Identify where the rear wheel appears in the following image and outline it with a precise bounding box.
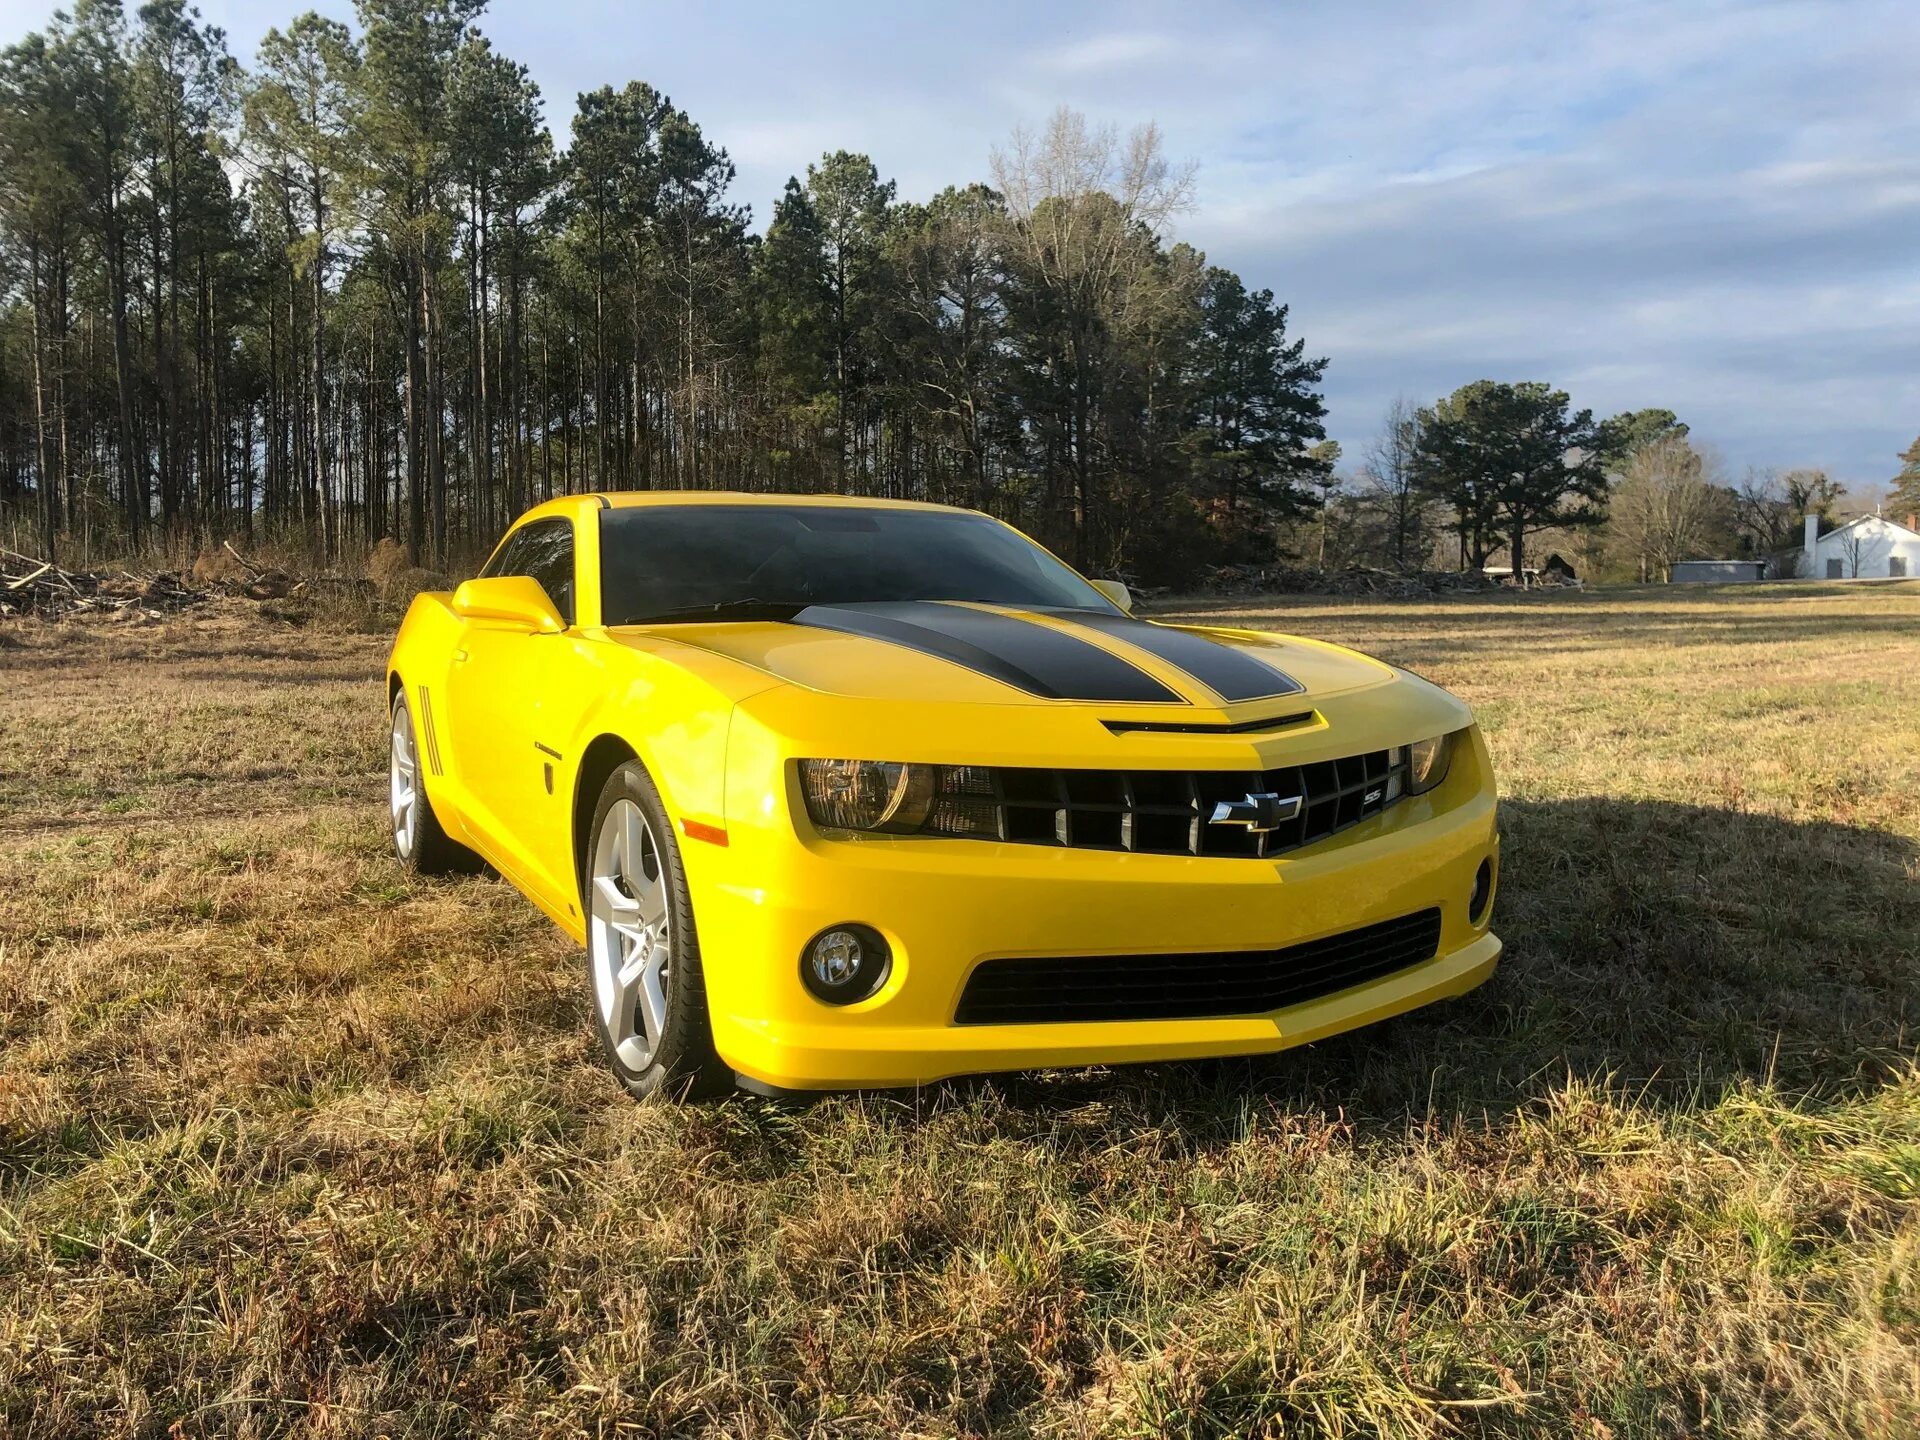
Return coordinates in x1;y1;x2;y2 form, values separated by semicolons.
389;691;481;875
584;761;727;1099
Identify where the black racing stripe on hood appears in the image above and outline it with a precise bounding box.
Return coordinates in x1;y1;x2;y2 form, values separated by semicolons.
794;601;1184;704
1055;611;1305;701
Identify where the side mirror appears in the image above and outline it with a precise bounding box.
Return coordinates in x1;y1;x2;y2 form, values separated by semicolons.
1090;578;1134;613
452;575;565;633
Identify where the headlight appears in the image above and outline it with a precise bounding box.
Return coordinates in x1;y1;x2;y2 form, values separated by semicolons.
798;760;933;832
798;760;1000;837
1405;732;1456;795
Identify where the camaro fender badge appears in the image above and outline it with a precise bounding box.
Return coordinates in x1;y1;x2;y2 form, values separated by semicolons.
1208;792;1305;833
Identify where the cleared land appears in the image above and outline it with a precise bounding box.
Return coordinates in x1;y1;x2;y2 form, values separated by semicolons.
2;582;1918;1438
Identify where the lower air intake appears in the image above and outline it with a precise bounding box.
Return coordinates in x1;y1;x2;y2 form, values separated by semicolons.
953;908;1444;1025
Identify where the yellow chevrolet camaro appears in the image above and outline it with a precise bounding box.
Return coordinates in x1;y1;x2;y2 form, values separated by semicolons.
386;492;1501;1098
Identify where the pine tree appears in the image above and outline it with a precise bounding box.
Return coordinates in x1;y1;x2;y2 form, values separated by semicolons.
877;184;1005;507
1190;266;1329;525
246;12;356;556
0;21;1350;590
803;151;892;491
1891;436;1920;520
58;0;146;542
1413;380;1608;578
353;0;483;563
0;30;83;558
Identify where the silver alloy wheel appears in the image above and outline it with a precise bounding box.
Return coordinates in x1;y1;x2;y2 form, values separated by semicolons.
390;701;419;859
589;797;672;1071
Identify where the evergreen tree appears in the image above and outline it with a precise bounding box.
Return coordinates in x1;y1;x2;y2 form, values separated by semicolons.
245;11;356;554
1598;407;1687;467
58;0;145;541
1413;379;1607;578
1891;436;1920;519
0;27;1348;591
0;29;83;557
1190;266;1329;526
803;151;892;490
877;184;1005;507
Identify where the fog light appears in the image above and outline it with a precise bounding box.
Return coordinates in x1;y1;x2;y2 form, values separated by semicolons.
802;923;891;1004
1470;858;1494;925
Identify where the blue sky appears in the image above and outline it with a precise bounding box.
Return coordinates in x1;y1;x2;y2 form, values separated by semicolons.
7;0;1916;490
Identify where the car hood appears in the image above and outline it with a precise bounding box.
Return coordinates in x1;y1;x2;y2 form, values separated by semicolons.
606;600;1396;711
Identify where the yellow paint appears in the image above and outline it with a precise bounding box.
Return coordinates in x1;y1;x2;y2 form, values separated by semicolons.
389;492;1502;1090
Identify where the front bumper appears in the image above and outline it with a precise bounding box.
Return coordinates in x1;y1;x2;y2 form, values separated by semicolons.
688;724;1502;1092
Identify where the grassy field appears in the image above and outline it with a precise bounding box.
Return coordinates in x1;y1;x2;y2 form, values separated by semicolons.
3;581;1918;1438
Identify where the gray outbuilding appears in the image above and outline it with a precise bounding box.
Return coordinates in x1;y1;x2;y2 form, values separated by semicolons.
1669;560;1767;584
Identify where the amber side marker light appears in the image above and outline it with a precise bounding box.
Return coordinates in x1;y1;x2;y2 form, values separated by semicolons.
680;818;729;847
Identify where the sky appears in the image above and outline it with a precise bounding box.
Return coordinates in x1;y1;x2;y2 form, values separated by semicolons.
4;0;1916;491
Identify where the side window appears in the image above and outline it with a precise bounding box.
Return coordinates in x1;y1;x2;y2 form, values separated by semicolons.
482;519;576;624
1825;558;1844;579
481;529;529;580
1891;556;1908;578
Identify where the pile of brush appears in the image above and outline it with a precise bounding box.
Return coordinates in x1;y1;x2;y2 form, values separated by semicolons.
1202;562;1505;598
0;549;208;620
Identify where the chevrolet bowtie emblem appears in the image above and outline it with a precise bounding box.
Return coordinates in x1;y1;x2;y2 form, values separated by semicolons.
1208;791;1304;833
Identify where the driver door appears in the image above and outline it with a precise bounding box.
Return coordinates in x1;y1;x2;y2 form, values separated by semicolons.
447;516;578;895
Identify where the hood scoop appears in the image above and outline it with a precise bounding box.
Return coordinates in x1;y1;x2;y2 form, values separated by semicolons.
1101;709;1317;736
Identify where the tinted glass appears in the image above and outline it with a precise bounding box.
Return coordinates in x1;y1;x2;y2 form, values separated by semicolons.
597;505;1115;625
483;518;575;623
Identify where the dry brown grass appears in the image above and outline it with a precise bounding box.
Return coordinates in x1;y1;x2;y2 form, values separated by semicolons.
2;581;1918;1437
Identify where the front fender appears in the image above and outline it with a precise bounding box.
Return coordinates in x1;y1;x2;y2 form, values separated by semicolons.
385;591;470;836
557;633;786;914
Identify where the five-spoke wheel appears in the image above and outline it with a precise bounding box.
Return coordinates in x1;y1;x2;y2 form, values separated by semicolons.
589;797;674;1071
582;760;725;1097
390;700;421;860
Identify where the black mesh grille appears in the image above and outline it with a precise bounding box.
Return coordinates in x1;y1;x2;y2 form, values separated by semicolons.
953;908;1444;1025
946;747;1406;859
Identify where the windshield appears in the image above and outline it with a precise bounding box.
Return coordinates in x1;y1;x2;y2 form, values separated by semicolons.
597;504;1117;625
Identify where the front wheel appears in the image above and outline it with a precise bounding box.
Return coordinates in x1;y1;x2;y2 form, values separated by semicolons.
584;761;727;1099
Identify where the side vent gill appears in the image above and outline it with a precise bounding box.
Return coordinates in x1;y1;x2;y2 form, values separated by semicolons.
417;685;444;776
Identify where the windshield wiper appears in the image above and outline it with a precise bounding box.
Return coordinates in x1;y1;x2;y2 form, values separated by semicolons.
619;599;808;625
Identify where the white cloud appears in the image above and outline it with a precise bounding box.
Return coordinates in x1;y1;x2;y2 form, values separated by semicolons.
1032;30;1178;75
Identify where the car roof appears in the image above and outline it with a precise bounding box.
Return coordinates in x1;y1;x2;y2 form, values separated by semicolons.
509;490;983;528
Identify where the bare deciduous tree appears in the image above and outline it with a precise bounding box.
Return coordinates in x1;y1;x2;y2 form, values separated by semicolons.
1609;435;1729;582
989;108;1200;562
1733;465;1846;576
990;108;1195;247
1357;396;1426;570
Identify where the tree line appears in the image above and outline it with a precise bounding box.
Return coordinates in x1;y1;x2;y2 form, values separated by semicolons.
1322;383;1913;585
0;0;1335;583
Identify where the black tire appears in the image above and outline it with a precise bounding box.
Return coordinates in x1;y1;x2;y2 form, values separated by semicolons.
389;689;483;876
583;760;728;1100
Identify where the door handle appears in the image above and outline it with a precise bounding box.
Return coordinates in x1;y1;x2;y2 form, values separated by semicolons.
452;648;469;663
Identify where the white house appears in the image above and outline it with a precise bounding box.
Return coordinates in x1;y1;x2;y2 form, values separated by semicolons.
1802;513;1920;580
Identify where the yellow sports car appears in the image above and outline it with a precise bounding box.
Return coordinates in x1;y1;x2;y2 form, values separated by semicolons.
387;493;1500;1098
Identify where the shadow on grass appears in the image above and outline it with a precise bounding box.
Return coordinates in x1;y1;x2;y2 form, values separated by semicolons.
938;797;1920;1129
